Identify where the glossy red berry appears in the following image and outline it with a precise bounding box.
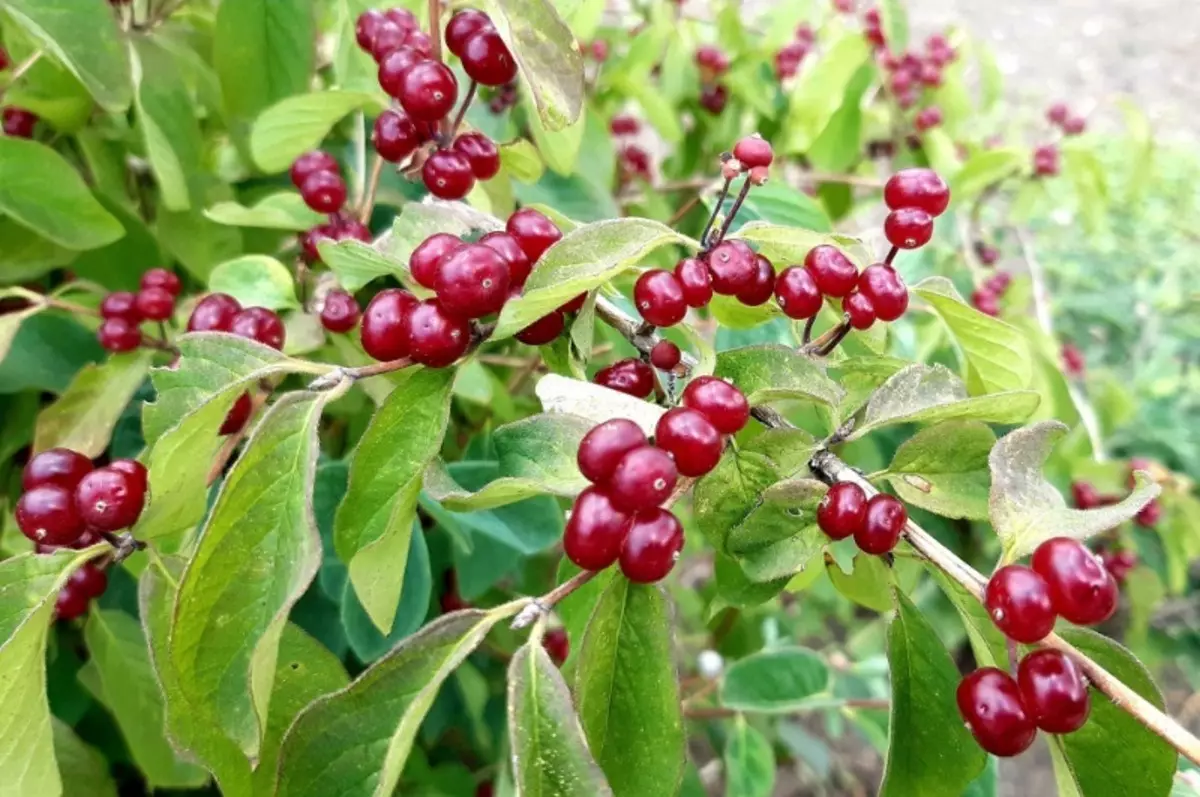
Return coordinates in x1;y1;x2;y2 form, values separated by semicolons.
2;107;37;138
97;318;142;352
883;168;950;217
559;294;587;313
290;151;338;189
564;487;633;571
650;340;681;370
230;307;286;350
1017;649;1090;734
855;494;906;554
378;47;421;99
405;32;433;60
16;486;86;545
985;565;1056;643
452;132;501;180
220;392;254;436
733;134;773;169
972;288;1000;317
435;243;511;318
957;668;1037;757
594;359;654;398
681;376;749;435
460;29;517;86
188;293;242;332
1070;481;1100;510
141;267;182;297
75;466;145;532
409;233;463;290
884;207;934;250
361;289;417;361
23;449;92;491
355;9;386;50
608;446;678;513
634;270;687;327
100;292;142;323
446;9;493;57
620;508;684;583
373;108;420;162
1046;102;1069;126
706;241;756;295
68;563;109;600
407;300;471;367
857;264;909;321
397;61;458;121
109;458;148;496
577;419;648;486
804;245;858;297
300;171;348;214
320;290;360;333
699;84;728;115
515;310;565;345
674;258;713;307
654;408;723;477
135;286;175;322
299;224;336;264
369;20;410;62
774;266;823;319
842;292;876;329
1031;537;1119;626
506;208;562;261
55;588;90;621
817;482;868;541
423;149;475;200
1033;144;1060;177
737;255;776;306
479;231;532;287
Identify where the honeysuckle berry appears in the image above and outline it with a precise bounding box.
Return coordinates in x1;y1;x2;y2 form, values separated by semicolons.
674;257;714;307
733;135;773;169
883;168;951;217
914;106;942;132
355;9;386;51
957;668;1037;757
506;208;562;261
460;28;517;86
110;458;148;496
1061;343;1086;378
542;628;570;667
452;132;501;180
446;9;493;57
135;286;175;322
98;318;143;352
397;61;458;121
372;108;419;163
2;107;37;138
817;482;868;540
300;171;348;214
290;151;338;189
434;244;511;318
634;269;687;327
1017;649;1091;734
100;291;142;323
985;565;1056;643
368;20;409;62
619;508;684;583
805;245;859;297
320;290;361;333
774;266;823;320
410;233;463;290
650;340;681;370
55;587;90;621
422;149;475;199
694;45;730;76
737;255;776;306
655;407;723;477
594;358;655;398
985;272;1012;294
1071;481;1100;509
1046;102;1070;126
515;310;565;345
378;47;421;99
17;485;85;545
699;84;727;115
405;30;434;58
407;300;471;367
75;466;145;532
1033;144;1060;177
588;40;608;62
971;288;1000;317
141;267;182;296
1062;116;1086;136
857;264;909;321
220;392;254;435
975;241;1000;265
610;115;639;136
479;231;532;286
23;449;92;492
67;563;109;600
1135;498;1162;528
230;307;286;350
855;494;906;554
843;292;877;329
681;376;749;435
1099;549;1137;584
1031;537;1118;626
188;292;242;332
707;240;756;295
918;63;943;87
883;207;934;249
564;486;632;571
577;419;647;486
608;446;678;513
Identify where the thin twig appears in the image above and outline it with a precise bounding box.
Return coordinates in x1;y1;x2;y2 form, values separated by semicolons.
801;316;853;357
699;176;733;249
450;80;477;135
359;156;385;225
712;179;752;245
801;315;818;346
1;50;43;97
308;357;412;390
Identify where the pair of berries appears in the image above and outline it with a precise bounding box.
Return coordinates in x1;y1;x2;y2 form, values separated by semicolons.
291;150;349;215
2;106;37;138
984;537;1118;645
882;167;949;250
55;562;110;621
1046;103;1087;136
958;649;1091;757
16;448;148;547
862;8;887;49
974;240;1000;266
97;268;183;352
1033;144;1061;177
299;211;371;265
970;271;1011;317
774;24;814;80
694;46;730;115
816;482;909;555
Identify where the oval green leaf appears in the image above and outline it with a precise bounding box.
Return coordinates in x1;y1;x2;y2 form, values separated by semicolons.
724;719;775;797
720;647;830;712
250;90;384;173
32;350;152;458
207;255;299;310
204;192;325;231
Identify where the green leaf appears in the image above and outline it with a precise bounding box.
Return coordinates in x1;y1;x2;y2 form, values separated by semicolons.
157;201;246;282
720;647;830;712
513;170;619;222
525;95;586;176
1063;144;1108;234
576;577;684;797
0;312;102;395
950;149;1025;203
727;221;858;264
988;421;1160;560
0;220;74;283
207;255;300;310
214;0;315;131
880;590;986;797
0;138;123;250
336;368;454;633
82;610;208;788
340;527;431;662
132;37;204;211
709;181;835;237
169;390;331;756
205;192;326;231
882;421;995;520
878;0;909;50
827;554;893;612
476;0;584;130
499;138;545;184
32;351;152;458
275;606;518;797
723;719;774;797
494;219;695;339
71;197;163;290
693;448;783;553
4;0;132;111
783;31;871;153
808;64;875;173
250;90;384;173
913;276;1031;394
715;344;844;408
508;639;613;796
1054;628;1175;797
51;719;118;797
850;364;1040;440
927;568;1007;668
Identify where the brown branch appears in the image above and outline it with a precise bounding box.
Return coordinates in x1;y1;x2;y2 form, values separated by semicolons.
359;156;385;225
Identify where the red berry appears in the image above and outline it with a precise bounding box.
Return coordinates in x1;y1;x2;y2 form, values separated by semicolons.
423;149;475;200
699;84;728;115
619;508;684;583
594;359;655;398
681;376;749;434
230;307;286;350
361;289;417;361
1033;144;1060;177
1047;102;1069;126
608;446;678;513
220;392;253;435
55;588;90;621
610;115;639;135
299;224;336;264
290;151;338;189
446;9;493;57
23;449;92;491
100;292;142;323
857;264;909;321
975;242;1000;265
16;486;86;545
300;171;348;214
378;47;422;99
805;245;859;297
817;482;868;541
957;668;1037;757
737;255;776;306
774;266;823;319
564;487;633;571
733;134;773;168
461;29;518;86
452;132;501;180
2;107;38;138
577;419;648;485
188;293;242;332
385;9;417;32
883;207;934;250
542;627;569;666
398;61;459;121
368;20;409;62
634;270;687;327
321;290;360;333
97;318;142;352
558;293;587;314
1061;343;1086;378
1062;116;1086;136
855;494;906;554
915;106;942;132
410;233;463;290
655;408;723;477
842;292;876;329
650;340;681;370
1017;649;1090;734
336;219;371;243
515;310;565;345
1135;499;1161;528
141;267;182;297
674;257;713;307
373;108;420;162
135;286;175;322
506;208;562;262
68;563;109;600
355;9;386;51
972;289;1000;317
883;168;950;217
706;241;756;295
435;243;511;318
75;466;146;532
407;300;471;368
694;45;730;75
479;231;532;286
1031;537;1118;626
1070;481;1099;509
986;565;1056;643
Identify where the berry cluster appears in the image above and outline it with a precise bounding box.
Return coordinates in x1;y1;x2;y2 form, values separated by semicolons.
290;150;372;264
16;448;147;549
1046;102;1087;137
816;482;908;555
969;271;1011;317
97;268;182;352
774;24;814;81
609;115;651;183
695;45;730;115
1033;143;1060;177
565;379;748;583
873;24;957;123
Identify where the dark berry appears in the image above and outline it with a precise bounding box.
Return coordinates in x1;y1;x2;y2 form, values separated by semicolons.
558;293;587;313
855;494;906;554
1135;499;1161;528
290;151;338;189
774;266;823;319
1031;537;1118;626
1061;343;1086;378
1070;481;1100;510
434;243;511;318
378;47;422;99
564;487;633;571
634;270;687;327
737;255;776;306
577;419;648;485
479;231;532;286
75;466;146;532
986;565;1056;643
681;376;749;435
361;289;417;361
337;219;371;243
460;29;517;86
230;307;286;350
100;292;142;323
975;242;1000;265
805;245;859;297
2;107;37;138
843;292;876;329
220;392;253;436
98;318;142;352
300;171;348;214
515;310;565;345
594;359;655;398
542;627;569;666
410;233;463;290
655;408;723;477
1017;649;1090;734
1062;116;1086;136
884;207;934;250
1033;145;1060;177
1047;102;1070;126
135;286;175;322
386;9;417;32
446;9;493;57
398;60;458;121
23;449;92;491
373;108;420;162
141;268;182;297
610;115;639;135
694;45;730;75
857;264;909;321
608;446;677;513
55;588;90;621
188;293;242;332
299;224;336;264
733;134;773;168
506;208;562;261
674;257;713;307
883;168;950;217
452;132;501;180
706;241;756;295
619;508;684;583
423;149;475;200
650;340;681;370
16;486;86;545
817;482;868;541
699;85;728;114
407;300;471;367
321;290;360;333
68;563;109;600
957;668;1037;757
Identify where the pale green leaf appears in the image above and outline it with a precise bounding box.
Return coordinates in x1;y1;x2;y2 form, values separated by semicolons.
205;192;326;231
715;344;844;408
724;719;774;797
250;91;384;173
950;149;1025;203
525;95;586;175
827;553;893;612
207;255;299;310
883;421;995;520
720;647;830;712
33;351;152;458
51;719;118;797
783;32;871;153
499;138;545;184
727;221;861;265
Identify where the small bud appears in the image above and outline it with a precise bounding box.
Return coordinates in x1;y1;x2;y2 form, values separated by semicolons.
721;160;742;180
749;166;769;185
